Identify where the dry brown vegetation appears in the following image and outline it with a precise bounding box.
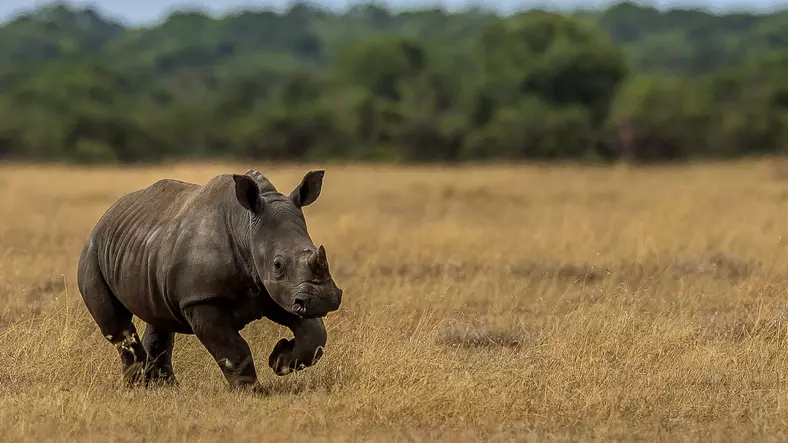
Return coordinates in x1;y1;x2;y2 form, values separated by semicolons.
2;160;788;442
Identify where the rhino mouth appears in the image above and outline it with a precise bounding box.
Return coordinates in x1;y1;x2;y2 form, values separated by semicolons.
290;282;343;318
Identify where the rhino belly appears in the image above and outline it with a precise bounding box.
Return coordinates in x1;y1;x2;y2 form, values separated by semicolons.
101;249;194;334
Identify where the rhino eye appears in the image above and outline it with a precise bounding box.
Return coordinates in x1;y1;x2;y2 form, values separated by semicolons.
273;257;284;276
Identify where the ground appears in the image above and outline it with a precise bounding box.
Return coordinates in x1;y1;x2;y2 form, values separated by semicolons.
1;160;788;442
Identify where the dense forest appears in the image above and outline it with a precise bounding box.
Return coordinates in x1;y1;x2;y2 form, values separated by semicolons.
2;1;788;164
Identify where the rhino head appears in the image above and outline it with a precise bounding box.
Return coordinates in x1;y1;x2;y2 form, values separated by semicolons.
232;170;342;319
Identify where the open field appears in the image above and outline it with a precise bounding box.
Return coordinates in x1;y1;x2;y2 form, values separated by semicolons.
2;160;788;441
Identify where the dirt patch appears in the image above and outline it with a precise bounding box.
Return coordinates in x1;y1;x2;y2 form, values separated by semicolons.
365;253;754;286
439;185;529;206
550;190;619;205
509;259;609;284
368;259;608;284
437;321;527;349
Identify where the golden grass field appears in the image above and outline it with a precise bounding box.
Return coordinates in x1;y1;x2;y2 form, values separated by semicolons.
2;159;788;442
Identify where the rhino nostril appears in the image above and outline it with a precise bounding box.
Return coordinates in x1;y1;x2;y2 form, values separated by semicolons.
293;297;307;315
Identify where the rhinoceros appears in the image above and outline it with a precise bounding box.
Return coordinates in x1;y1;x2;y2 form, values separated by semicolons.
76;169;343;392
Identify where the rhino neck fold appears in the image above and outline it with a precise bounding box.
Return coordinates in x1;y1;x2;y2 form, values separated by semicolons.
227;200;264;292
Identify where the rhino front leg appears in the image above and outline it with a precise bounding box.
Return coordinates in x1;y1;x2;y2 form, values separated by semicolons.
268;317;327;376
142;324;178;386
183;303;262;392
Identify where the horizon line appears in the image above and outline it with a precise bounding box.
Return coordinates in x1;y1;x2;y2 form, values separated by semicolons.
4;0;788;27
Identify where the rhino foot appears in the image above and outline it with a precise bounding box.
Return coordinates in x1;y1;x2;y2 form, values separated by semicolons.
144;367;179;389
121;363;179;390
122;362;148;388
268;337;324;376
268;338;297;376
141;324;177;388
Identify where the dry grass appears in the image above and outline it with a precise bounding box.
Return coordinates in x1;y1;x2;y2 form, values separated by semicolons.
2;159;788;441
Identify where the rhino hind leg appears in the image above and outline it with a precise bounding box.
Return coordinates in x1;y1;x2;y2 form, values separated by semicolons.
77;241;149;388
141;324;178;386
111;330;149;387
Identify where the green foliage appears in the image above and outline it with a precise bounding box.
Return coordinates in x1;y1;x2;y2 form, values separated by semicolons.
2;1;788;164
607;75;714;161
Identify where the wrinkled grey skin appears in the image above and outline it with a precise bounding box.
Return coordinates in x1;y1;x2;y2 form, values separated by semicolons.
76;169;342;393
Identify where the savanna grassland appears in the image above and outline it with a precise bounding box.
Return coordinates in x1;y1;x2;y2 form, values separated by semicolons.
2;160;788;442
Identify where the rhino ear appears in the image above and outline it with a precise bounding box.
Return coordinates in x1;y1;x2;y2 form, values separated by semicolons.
233;174;264;214
289;170;324;208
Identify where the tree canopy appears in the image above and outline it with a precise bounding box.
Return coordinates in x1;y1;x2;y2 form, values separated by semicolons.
2;1;788;164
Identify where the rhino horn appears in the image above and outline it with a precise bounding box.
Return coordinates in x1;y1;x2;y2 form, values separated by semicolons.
309;245;328;272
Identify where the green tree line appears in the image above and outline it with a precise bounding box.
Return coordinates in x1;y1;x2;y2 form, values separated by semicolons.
2;1;788;164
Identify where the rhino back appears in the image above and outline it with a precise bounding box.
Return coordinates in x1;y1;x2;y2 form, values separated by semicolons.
91;176;242;331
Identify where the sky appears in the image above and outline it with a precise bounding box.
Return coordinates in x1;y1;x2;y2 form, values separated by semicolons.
2;0;788;24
